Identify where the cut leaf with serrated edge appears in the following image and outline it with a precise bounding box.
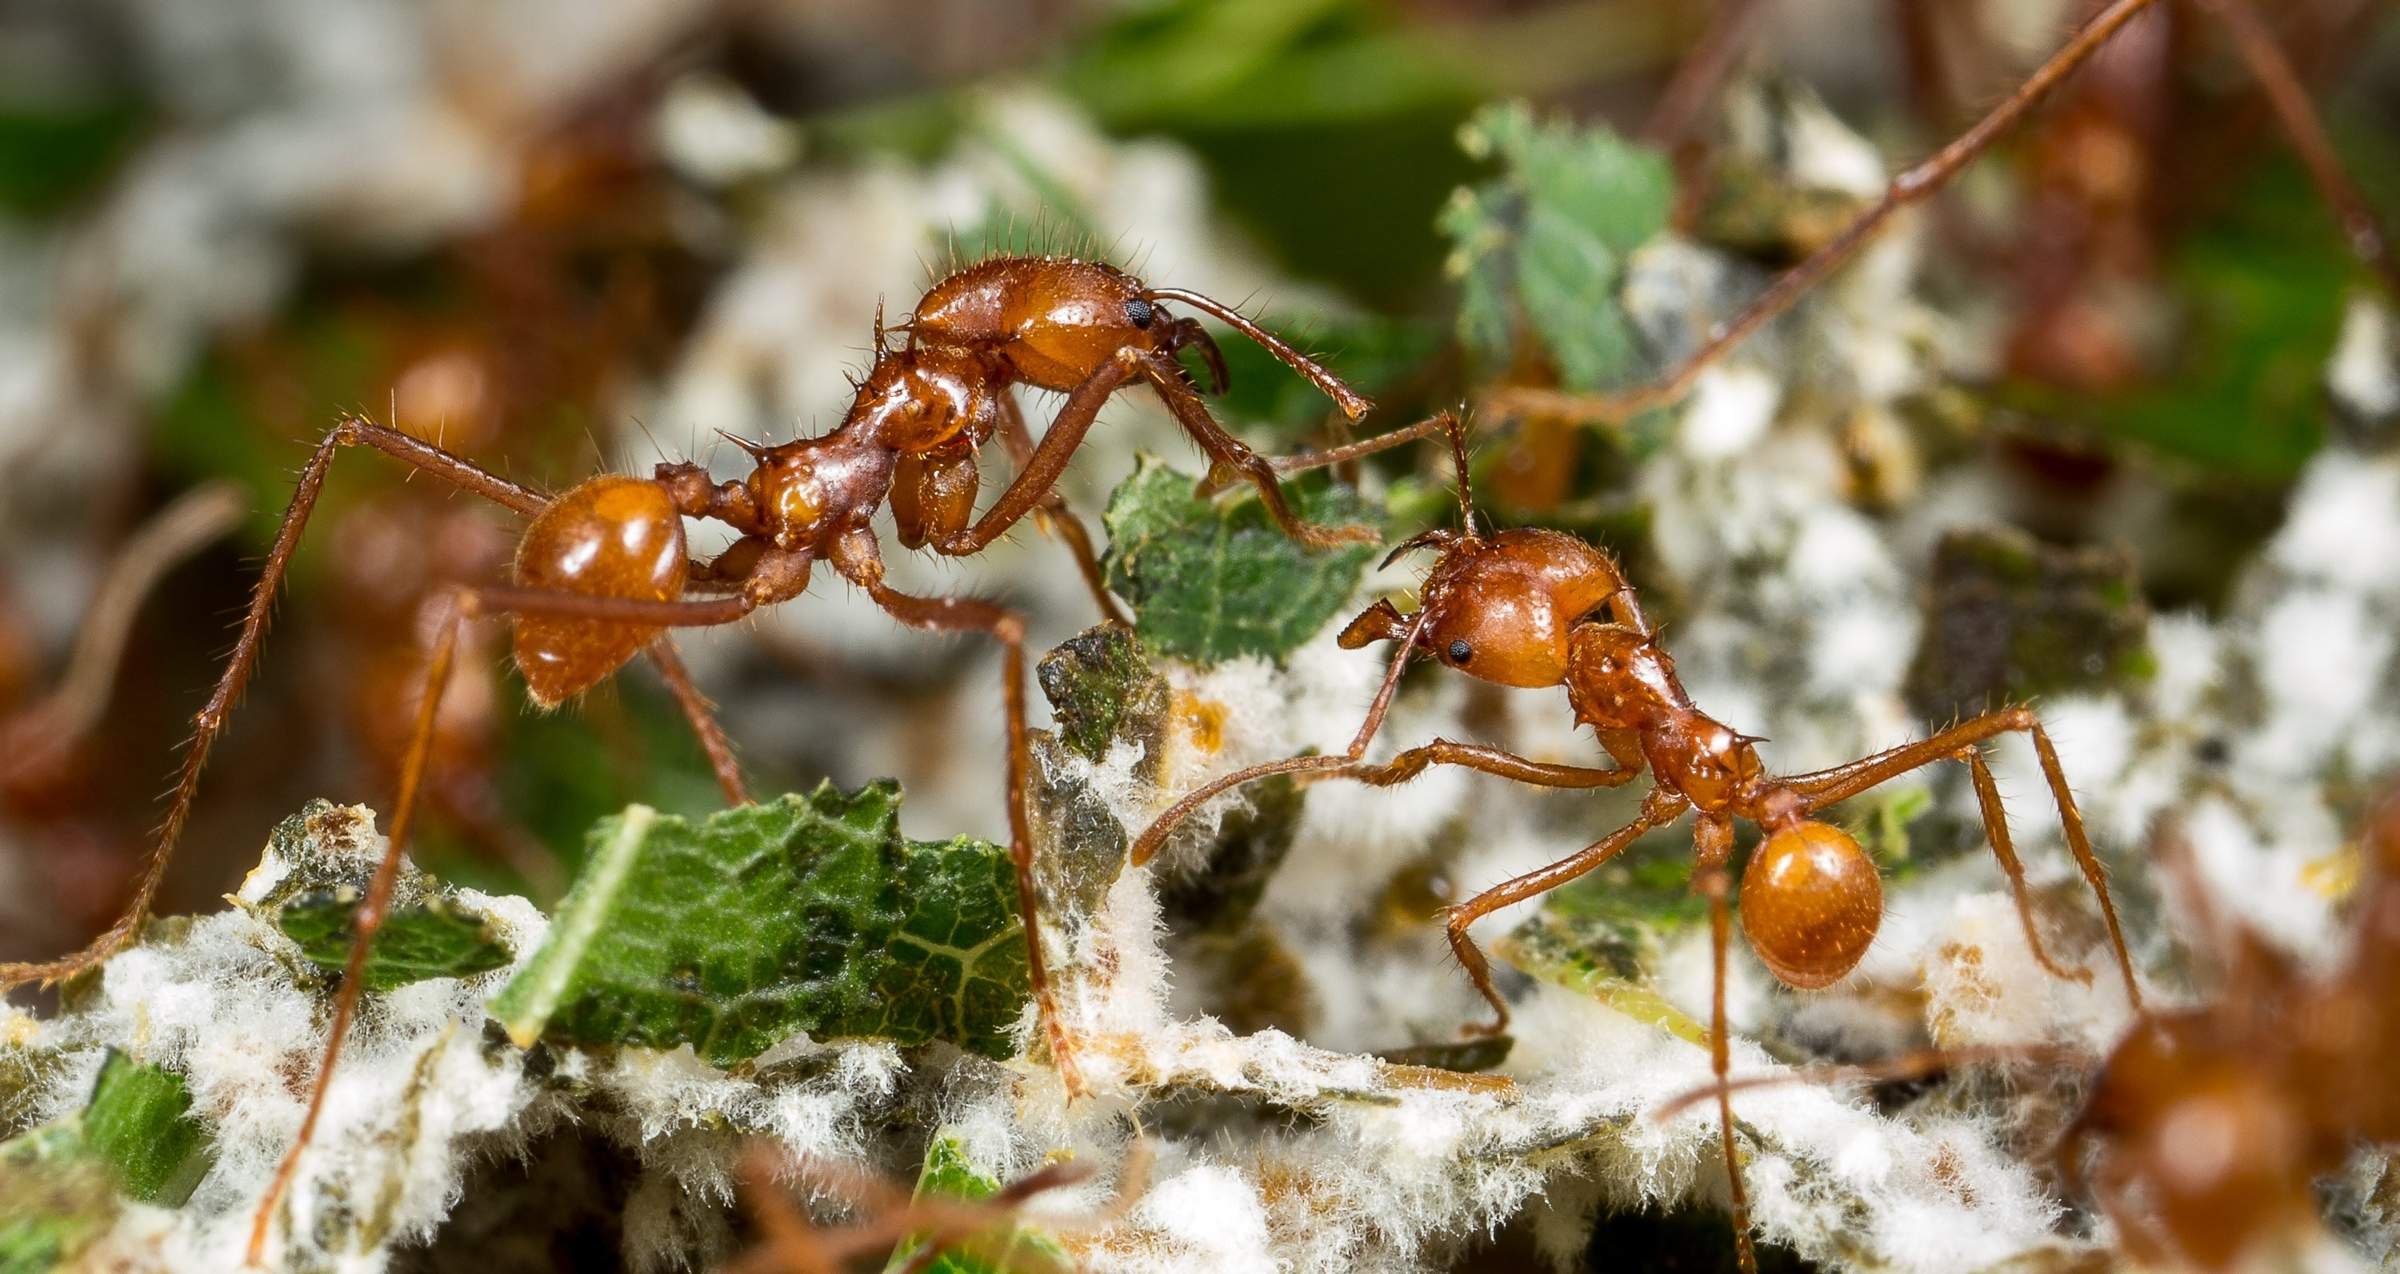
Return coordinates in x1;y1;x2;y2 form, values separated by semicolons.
491;781;1029;1065
883;1132;1069;1274
1101;455;1380;664
277;891;513;991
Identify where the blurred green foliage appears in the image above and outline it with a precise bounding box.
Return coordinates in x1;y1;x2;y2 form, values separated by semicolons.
0;101;145;217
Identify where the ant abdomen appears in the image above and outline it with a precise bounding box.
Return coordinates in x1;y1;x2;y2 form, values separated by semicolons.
511;475;689;706
1740;820;1883;989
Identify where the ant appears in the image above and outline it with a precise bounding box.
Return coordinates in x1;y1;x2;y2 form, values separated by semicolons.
0;253;1434;1265
1487;0;2397;429
1660;794;2400;1271
1130;413;2143;1272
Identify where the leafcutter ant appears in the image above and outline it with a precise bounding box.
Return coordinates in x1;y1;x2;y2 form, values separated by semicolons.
1132;413;2142;1272
0;253;1434;1264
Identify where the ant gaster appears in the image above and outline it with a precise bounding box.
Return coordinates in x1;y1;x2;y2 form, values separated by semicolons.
1665;795;2400;1271
0;253;1430;1266
1132;414;2142;1272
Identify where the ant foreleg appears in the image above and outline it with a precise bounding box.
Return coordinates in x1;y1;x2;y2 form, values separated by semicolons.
1438;789;1689;1037
1135;351;1380;548
1334;738;1641;790
824;531;1080;1099
1783;707;2141;1009
0;414;546;992
938;349;1146;559
1484;0;2166;427
1129;609;1431;867
1143;287;1371;419
993;394;1130;626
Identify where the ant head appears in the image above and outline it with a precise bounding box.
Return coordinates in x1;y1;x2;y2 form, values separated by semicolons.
1341;529;1622;690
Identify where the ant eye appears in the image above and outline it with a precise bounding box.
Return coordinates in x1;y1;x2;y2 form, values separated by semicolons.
1124;296;1155;329
1447;639;1473;664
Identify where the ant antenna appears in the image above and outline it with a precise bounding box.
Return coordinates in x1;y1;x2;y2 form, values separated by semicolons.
1440;408;1477;537
1144;287;1373;420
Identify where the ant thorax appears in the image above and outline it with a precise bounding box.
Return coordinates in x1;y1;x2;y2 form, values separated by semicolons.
743;437;899;552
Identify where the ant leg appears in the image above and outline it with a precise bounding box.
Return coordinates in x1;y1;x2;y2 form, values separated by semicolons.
0;414;545;992
1961;745;2089;986
2198;0;2400;295
1485;0;2167;426
1440;789;1689;1036
1129;609;1432;867
1783;707;2141;1008
824;532;1080;1098
938;349;1146;558
1133;350;1380;549
248;577;772;1260
1695;807;1759;1274
1333;738;1641;790
1643;0;1769;148
1161;316;1229;395
0;482;242;789
247;592;471;1264
643;641;750;806
1260;410;1463;478
992;393;1130;626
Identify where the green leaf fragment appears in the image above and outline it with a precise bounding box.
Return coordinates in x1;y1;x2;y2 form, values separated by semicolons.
79;1054;212;1206
276;891;514;992
0;1053;214;1269
1036;624;1171;765
1442;101;1672;390
1101;456;1380;664
491;782;1029;1066
883;1133;1069;1274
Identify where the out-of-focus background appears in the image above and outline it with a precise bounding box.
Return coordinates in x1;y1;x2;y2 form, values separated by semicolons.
0;0;2393;1053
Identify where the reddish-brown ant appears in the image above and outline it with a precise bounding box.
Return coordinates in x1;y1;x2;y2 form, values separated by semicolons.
1131;414;2143;1272
0;253;1435;1265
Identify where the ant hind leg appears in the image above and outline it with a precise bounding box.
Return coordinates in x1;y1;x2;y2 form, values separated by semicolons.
0;414;546;993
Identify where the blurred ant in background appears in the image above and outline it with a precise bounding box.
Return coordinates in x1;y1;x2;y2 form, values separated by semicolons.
1133;414;2142;1273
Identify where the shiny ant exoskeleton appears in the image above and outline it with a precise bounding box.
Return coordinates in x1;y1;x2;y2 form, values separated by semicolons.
1663;795;2400;1271
1131;414;2143;1271
0;253;1434;1265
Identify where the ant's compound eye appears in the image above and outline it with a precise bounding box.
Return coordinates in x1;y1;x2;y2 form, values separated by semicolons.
1447;639;1473;665
1124;296;1156;329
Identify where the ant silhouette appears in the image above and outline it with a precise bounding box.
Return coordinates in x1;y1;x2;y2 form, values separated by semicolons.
0;253;1436;1265
1488;0;2398;429
1131;413;2143;1272
1659;795;2400;1271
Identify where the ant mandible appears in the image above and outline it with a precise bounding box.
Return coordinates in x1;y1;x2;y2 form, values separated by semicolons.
0;252;1432;1266
1131;413;2143;1271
